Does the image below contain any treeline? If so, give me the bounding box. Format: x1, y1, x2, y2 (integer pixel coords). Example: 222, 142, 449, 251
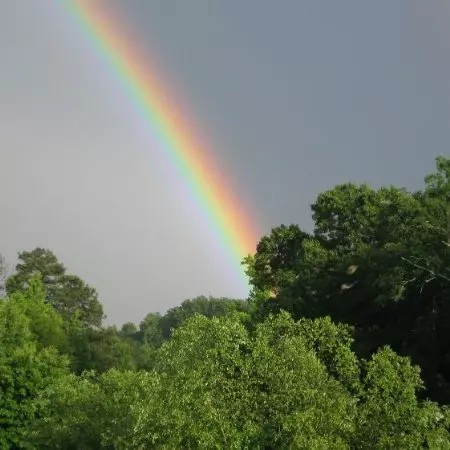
2, 156, 450, 448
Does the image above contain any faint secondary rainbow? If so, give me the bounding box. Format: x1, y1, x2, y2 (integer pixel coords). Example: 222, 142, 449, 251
64, 1, 259, 290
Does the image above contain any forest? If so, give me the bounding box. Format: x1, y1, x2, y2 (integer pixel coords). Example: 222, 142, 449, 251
2, 156, 450, 449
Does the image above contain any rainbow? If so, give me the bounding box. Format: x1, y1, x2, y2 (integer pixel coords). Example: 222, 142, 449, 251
64, 1, 259, 291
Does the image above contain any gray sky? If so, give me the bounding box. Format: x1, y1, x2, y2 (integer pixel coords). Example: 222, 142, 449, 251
1, 1, 448, 325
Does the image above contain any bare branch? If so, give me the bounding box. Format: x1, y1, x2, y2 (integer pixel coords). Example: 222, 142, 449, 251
401, 256, 450, 283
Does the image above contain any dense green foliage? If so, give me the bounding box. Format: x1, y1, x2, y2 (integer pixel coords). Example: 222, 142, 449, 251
2, 156, 450, 448
244, 156, 450, 406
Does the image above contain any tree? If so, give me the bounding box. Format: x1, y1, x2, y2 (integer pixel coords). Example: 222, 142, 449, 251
32, 371, 103, 449
136, 296, 251, 348
33, 369, 161, 449
0, 274, 68, 448
160, 295, 251, 340
30, 310, 450, 448
147, 312, 448, 447
6, 248, 65, 295
354, 347, 450, 448
68, 325, 137, 374
138, 312, 164, 347
9, 273, 68, 351
243, 224, 334, 320
311, 184, 424, 253
120, 322, 138, 338
244, 156, 450, 404
6, 248, 104, 327
51, 274, 104, 327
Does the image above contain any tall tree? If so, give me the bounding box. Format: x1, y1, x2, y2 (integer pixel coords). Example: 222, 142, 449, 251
6, 248, 65, 295
6, 248, 104, 327
245, 156, 450, 403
